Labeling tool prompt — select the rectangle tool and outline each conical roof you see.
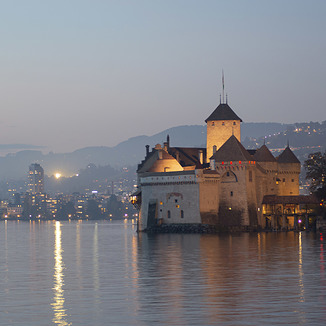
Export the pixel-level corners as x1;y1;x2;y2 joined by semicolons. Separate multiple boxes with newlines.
277;146;300;164
253;145;276;162
211;135;252;161
205;103;242;123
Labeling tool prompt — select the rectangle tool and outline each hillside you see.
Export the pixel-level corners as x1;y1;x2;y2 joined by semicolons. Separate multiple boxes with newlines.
0;121;324;180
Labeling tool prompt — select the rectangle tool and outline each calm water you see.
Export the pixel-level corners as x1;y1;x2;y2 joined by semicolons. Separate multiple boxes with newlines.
0;220;326;325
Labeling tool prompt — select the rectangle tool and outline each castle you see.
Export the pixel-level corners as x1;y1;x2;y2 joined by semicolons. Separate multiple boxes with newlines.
132;97;317;232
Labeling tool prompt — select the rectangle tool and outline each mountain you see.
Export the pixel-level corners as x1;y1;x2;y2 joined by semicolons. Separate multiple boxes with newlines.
0;121;324;180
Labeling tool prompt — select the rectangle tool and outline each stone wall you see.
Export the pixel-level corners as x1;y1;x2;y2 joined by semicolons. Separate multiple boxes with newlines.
138;171;201;231
207;120;241;158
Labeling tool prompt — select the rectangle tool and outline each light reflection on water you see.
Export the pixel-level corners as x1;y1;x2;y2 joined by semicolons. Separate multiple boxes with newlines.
0;220;326;325
52;221;70;326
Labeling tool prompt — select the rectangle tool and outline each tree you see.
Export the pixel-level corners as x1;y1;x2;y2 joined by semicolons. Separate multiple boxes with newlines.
57;201;76;220
86;199;102;219
304;151;326;201
107;195;123;219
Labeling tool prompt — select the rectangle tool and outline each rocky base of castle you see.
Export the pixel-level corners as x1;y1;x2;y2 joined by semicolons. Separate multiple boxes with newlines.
142;223;258;233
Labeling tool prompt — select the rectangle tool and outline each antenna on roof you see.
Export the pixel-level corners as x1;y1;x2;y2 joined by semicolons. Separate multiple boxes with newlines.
263;137;266;145
222;70;225;104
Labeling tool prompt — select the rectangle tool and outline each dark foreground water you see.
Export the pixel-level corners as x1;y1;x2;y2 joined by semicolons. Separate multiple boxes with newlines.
0;220;326;325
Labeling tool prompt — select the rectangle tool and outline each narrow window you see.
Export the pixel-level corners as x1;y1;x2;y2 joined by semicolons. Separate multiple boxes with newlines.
175;199;178;203
226;172;230;177
283;178;285;182
230;191;233;197
233;122;236;125
181;210;184;219
249;171;253;182
167;210;171;219
212;122;215;126
292;179;294;182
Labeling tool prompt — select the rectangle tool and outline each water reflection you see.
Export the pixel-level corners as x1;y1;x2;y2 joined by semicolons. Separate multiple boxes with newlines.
52;221;70;326
298;232;305;303
93;223;99;293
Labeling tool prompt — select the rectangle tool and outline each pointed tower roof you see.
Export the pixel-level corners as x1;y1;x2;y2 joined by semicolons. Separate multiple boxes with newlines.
277;146;300;164
205;103;242;123
253;145;276;162
211;135;252;161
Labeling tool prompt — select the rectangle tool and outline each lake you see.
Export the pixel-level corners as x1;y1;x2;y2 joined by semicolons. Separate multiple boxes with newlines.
0;220;325;325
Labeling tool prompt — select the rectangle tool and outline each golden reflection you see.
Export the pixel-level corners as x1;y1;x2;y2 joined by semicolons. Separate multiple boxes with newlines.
298;232;305;303
52;221;70;325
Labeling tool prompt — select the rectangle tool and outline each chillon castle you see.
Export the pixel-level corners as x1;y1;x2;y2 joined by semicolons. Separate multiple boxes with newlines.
133;98;316;232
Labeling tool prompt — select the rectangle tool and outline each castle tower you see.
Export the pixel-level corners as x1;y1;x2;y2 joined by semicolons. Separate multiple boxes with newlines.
205;102;242;159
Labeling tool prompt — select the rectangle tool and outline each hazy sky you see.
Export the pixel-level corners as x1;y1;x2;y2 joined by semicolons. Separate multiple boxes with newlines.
1;0;325;153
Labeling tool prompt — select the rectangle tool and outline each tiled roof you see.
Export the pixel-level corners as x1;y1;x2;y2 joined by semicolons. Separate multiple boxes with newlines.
211;135;252;161
277;146;300;164
205;103;242;122
253;145;277;162
169;147;206;168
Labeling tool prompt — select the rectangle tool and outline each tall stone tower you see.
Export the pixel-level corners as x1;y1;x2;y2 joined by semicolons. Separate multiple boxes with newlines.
205;102;242;159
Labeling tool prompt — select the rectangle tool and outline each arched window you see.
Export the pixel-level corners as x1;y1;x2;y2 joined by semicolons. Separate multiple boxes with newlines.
212;122;215;126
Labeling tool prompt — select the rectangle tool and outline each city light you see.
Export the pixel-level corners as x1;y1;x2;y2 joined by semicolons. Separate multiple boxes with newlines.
55;173;61;179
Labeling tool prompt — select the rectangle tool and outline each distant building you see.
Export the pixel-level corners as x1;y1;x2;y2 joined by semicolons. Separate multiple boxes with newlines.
133;96;318;231
28;163;44;194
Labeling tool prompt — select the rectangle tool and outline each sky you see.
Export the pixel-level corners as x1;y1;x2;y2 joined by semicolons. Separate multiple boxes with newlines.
0;0;325;154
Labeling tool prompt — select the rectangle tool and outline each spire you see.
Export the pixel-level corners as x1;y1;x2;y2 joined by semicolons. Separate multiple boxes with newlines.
287;139;289;147
222;70;225;104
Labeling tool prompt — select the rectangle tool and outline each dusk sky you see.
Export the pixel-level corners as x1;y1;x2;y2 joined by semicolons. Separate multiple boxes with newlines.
1;0;325;153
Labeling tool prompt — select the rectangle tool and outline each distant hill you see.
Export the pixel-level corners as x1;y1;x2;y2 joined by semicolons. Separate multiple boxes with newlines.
0;121;324;180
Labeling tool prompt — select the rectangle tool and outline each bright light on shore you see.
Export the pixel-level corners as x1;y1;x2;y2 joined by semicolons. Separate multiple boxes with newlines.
55;173;62;179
